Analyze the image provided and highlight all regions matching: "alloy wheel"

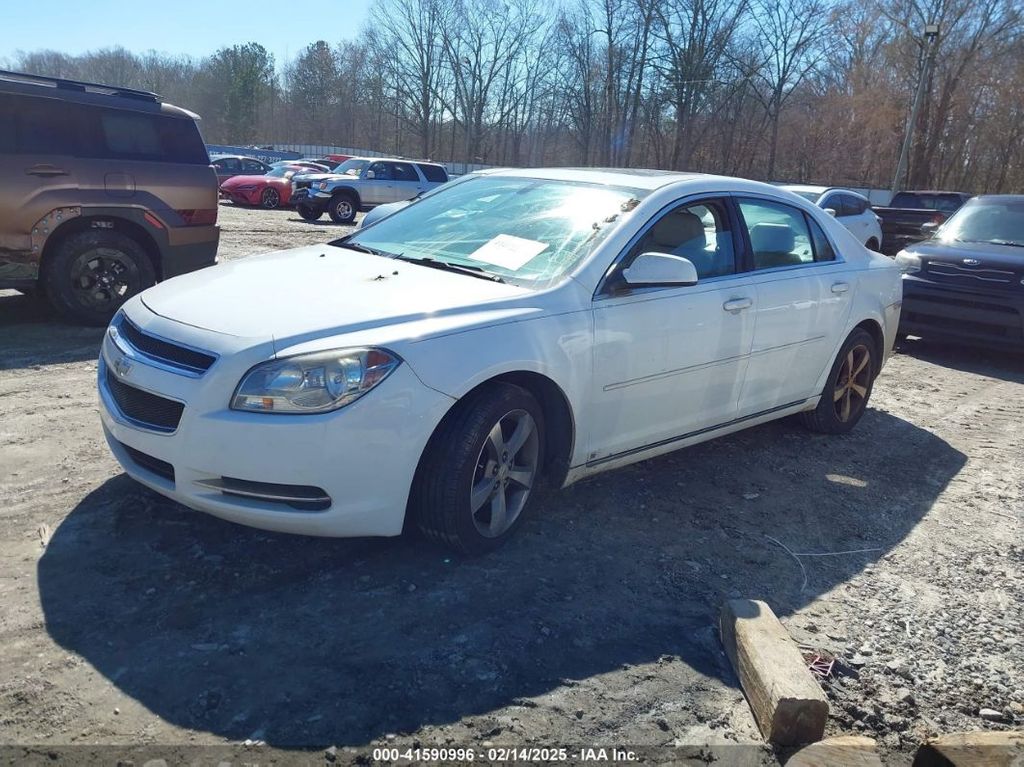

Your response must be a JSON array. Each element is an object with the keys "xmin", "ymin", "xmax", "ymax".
[
  {"xmin": 833, "ymin": 343, "xmax": 871, "ymax": 422},
  {"xmin": 469, "ymin": 409, "xmax": 540, "ymax": 538},
  {"xmin": 335, "ymin": 199, "xmax": 353, "ymax": 219},
  {"xmin": 262, "ymin": 188, "xmax": 280, "ymax": 208},
  {"xmin": 70, "ymin": 249, "xmax": 140, "ymax": 312}
]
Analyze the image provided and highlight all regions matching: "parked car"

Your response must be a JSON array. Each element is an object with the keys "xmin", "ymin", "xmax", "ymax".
[
  {"xmin": 270, "ymin": 159, "xmax": 329, "ymax": 174},
  {"xmin": 874, "ymin": 190, "xmax": 973, "ymax": 255},
  {"xmin": 896, "ymin": 195, "xmax": 1024, "ymax": 349},
  {"xmin": 219, "ymin": 164, "xmax": 308, "ymax": 209},
  {"xmin": 0, "ymin": 69, "xmax": 219, "ymax": 325},
  {"xmin": 291, "ymin": 157, "xmax": 450, "ymax": 223},
  {"xmin": 358, "ymin": 199, "xmax": 412, "ymax": 228},
  {"xmin": 781, "ymin": 185, "xmax": 883, "ymax": 250},
  {"xmin": 97, "ymin": 168, "xmax": 901, "ymax": 553},
  {"xmin": 211, "ymin": 154, "xmax": 271, "ymax": 184}
]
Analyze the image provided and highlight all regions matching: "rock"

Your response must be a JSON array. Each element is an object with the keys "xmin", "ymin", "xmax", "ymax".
[
  {"xmin": 850, "ymin": 655, "xmax": 869, "ymax": 667},
  {"xmin": 325, "ymin": 746, "xmax": 338, "ymax": 761},
  {"xmin": 979, "ymin": 708, "xmax": 1005, "ymax": 722},
  {"xmin": 1009, "ymin": 702, "xmax": 1023, "ymax": 715}
]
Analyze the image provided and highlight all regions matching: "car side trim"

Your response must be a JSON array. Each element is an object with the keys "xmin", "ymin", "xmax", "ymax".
[{"xmin": 582, "ymin": 397, "xmax": 810, "ymax": 468}]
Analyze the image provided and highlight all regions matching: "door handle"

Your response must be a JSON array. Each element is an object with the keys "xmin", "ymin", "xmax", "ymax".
[
  {"xmin": 831, "ymin": 282, "xmax": 850, "ymax": 294},
  {"xmin": 723, "ymin": 297, "xmax": 753, "ymax": 313},
  {"xmin": 26, "ymin": 165, "xmax": 69, "ymax": 177}
]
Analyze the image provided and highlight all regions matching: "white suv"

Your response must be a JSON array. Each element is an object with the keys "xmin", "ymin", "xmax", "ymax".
[
  {"xmin": 291, "ymin": 157, "xmax": 449, "ymax": 224},
  {"xmin": 783, "ymin": 185, "xmax": 883, "ymax": 251}
]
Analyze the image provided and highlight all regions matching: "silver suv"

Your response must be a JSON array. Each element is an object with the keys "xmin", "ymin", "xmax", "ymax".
[{"xmin": 291, "ymin": 157, "xmax": 449, "ymax": 223}]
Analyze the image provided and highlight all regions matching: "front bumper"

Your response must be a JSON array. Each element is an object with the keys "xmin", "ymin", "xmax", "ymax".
[
  {"xmin": 290, "ymin": 188, "xmax": 329, "ymax": 212},
  {"xmin": 899, "ymin": 277, "xmax": 1024, "ymax": 349},
  {"xmin": 97, "ymin": 301, "xmax": 454, "ymax": 537}
]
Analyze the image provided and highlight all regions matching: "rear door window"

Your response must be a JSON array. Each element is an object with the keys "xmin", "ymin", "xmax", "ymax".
[
  {"xmin": 737, "ymin": 198, "xmax": 816, "ymax": 269},
  {"xmin": 11, "ymin": 95, "xmax": 79, "ymax": 154},
  {"xmin": 386, "ymin": 162, "xmax": 419, "ymax": 182}
]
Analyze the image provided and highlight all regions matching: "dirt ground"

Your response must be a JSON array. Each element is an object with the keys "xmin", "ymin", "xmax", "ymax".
[{"xmin": 1, "ymin": 202, "xmax": 1021, "ymax": 763}]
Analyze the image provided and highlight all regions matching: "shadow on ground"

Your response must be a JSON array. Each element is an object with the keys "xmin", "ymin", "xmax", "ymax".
[
  {"xmin": 898, "ymin": 337, "xmax": 1024, "ymax": 384},
  {"xmin": 38, "ymin": 403, "xmax": 966, "ymax": 746},
  {"xmin": 0, "ymin": 291, "xmax": 103, "ymax": 369}
]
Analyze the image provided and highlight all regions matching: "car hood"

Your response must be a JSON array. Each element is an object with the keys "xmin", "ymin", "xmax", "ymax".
[
  {"xmin": 907, "ymin": 238, "xmax": 1024, "ymax": 269},
  {"xmin": 140, "ymin": 244, "xmax": 532, "ymax": 345},
  {"xmin": 220, "ymin": 174, "xmax": 270, "ymax": 188}
]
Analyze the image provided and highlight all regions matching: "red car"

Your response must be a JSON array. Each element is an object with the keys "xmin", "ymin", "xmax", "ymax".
[{"xmin": 219, "ymin": 165, "xmax": 305, "ymax": 209}]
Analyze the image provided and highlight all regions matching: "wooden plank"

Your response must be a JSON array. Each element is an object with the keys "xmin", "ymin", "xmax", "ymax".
[
  {"xmin": 719, "ymin": 598, "xmax": 828, "ymax": 745},
  {"xmin": 787, "ymin": 736, "xmax": 883, "ymax": 767},
  {"xmin": 913, "ymin": 731, "xmax": 1024, "ymax": 767}
]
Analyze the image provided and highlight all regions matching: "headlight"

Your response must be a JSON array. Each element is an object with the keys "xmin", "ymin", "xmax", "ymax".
[
  {"xmin": 231, "ymin": 348, "xmax": 401, "ymax": 414},
  {"xmin": 894, "ymin": 250, "xmax": 921, "ymax": 274},
  {"xmin": 318, "ymin": 181, "xmax": 329, "ymax": 191}
]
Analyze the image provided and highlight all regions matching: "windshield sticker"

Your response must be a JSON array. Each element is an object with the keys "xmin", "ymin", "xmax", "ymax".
[{"xmin": 469, "ymin": 234, "xmax": 549, "ymax": 270}]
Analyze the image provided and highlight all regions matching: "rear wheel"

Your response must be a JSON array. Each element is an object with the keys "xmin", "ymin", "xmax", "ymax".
[
  {"xmin": 799, "ymin": 328, "xmax": 877, "ymax": 434},
  {"xmin": 297, "ymin": 204, "xmax": 322, "ymax": 221},
  {"xmin": 328, "ymin": 194, "xmax": 357, "ymax": 224},
  {"xmin": 260, "ymin": 187, "xmax": 281, "ymax": 209},
  {"xmin": 412, "ymin": 383, "xmax": 544, "ymax": 555},
  {"xmin": 43, "ymin": 230, "xmax": 156, "ymax": 326}
]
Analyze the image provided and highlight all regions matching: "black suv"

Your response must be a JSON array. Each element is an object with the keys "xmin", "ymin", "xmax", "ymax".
[{"xmin": 0, "ymin": 70, "xmax": 219, "ymax": 325}]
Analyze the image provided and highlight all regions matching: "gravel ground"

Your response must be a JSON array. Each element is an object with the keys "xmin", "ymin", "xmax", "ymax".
[{"xmin": 0, "ymin": 202, "xmax": 1021, "ymax": 762}]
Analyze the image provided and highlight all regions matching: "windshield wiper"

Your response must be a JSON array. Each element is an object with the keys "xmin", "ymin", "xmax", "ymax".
[
  {"xmin": 331, "ymin": 240, "xmax": 398, "ymax": 257},
  {"xmin": 988, "ymin": 239, "xmax": 1024, "ymax": 248},
  {"xmin": 396, "ymin": 255, "xmax": 506, "ymax": 283}
]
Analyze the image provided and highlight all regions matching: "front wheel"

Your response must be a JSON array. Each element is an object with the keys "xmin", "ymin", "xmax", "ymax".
[
  {"xmin": 411, "ymin": 383, "xmax": 545, "ymax": 555},
  {"xmin": 799, "ymin": 328, "xmax": 877, "ymax": 434},
  {"xmin": 297, "ymin": 204, "xmax": 322, "ymax": 221},
  {"xmin": 43, "ymin": 230, "xmax": 156, "ymax": 326},
  {"xmin": 260, "ymin": 187, "xmax": 281, "ymax": 209},
  {"xmin": 327, "ymin": 194, "xmax": 357, "ymax": 224}
]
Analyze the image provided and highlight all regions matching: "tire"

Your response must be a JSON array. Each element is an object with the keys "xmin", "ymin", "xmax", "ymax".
[
  {"xmin": 260, "ymin": 187, "xmax": 281, "ymax": 209},
  {"xmin": 43, "ymin": 230, "xmax": 156, "ymax": 326},
  {"xmin": 411, "ymin": 383, "xmax": 545, "ymax": 555},
  {"xmin": 799, "ymin": 328, "xmax": 877, "ymax": 434},
  {"xmin": 297, "ymin": 204, "xmax": 322, "ymax": 221},
  {"xmin": 327, "ymin": 194, "xmax": 357, "ymax": 224}
]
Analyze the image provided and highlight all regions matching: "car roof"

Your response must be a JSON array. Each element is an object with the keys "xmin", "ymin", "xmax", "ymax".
[
  {"xmin": 895, "ymin": 190, "xmax": 971, "ymax": 196},
  {"xmin": 0, "ymin": 68, "xmax": 197, "ymax": 119},
  {"xmin": 210, "ymin": 154, "xmax": 265, "ymax": 161},
  {"xmin": 779, "ymin": 184, "xmax": 868, "ymax": 200}
]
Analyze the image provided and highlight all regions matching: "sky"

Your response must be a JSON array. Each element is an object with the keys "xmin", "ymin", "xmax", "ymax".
[{"xmin": 1, "ymin": 0, "xmax": 374, "ymax": 70}]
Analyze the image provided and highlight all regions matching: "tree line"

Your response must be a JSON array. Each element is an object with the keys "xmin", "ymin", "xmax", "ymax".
[{"xmin": 6, "ymin": 0, "xmax": 1023, "ymax": 193}]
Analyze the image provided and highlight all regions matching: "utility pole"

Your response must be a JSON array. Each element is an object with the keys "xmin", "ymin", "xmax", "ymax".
[{"xmin": 890, "ymin": 23, "xmax": 940, "ymax": 199}]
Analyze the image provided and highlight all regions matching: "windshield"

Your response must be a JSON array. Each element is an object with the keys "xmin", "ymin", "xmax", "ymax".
[
  {"xmin": 266, "ymin": 166, "xmax": 298, "ymax": 178},
  {"xmin": 936, "ymin": 199, "xmax": 1024, "ymax": 248},
  {"xmin": 334, "ymin": 159, "xmax": 369, "ymax": 177},
  {"xmin": 341, "ymin": 176, "xmax": 644, "ymax": 285}
]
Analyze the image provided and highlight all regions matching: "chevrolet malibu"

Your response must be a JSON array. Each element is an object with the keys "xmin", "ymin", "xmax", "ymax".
[{"xmin": 98, "ymin": 169, "xmax": 902, "ymax": 554}]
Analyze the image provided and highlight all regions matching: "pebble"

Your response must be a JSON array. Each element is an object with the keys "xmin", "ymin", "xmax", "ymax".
[{"xmin": 979, "ymin": 708, "xmax": 1004, "ymax": 721}]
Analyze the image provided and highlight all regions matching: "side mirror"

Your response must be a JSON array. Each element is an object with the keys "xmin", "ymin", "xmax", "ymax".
[
  {"xmin": 920, "ymin": 221, "xmax": 939, "ymax": 235},
  {"xmin": 365, "ymin": 170, "xmax": 376, "ymax": 179},
  {"xmin": 824, "ymin": 207, "xmax": 838, "ymax": 217},
  {"xmin": 622, "ymin": 253, "xmax": 698, "ymax": 287}
]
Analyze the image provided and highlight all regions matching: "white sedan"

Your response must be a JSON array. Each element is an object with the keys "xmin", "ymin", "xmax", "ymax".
[
  {"xmin": 782, "ymin": 185, "xmax": 884, "ymax": 251},
  {"xmin": 98, "ymin": 169, "xmax": 902, "ymax": 553}
]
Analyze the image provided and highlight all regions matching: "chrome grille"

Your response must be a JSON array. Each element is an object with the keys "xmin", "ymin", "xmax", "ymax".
[
  {"xmin": 114, "ymin": 315, "xmax": 216, "ymax": 376},
  {"xmin": 927, "ymin": 260, "xmax": 1016, "ymax": 285}
]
